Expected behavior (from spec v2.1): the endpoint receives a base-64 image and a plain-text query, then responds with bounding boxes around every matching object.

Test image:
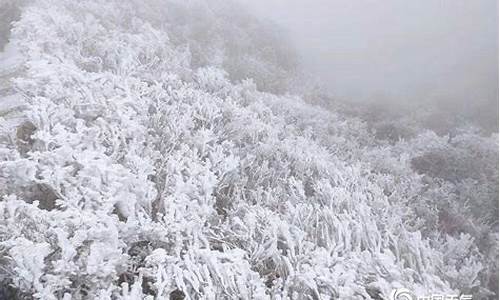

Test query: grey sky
[240,0,498,111]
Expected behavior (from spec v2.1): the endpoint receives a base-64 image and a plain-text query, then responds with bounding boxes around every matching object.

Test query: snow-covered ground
[0,1,497,300]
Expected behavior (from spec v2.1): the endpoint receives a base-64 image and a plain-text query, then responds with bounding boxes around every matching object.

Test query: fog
[0,1,498,298]
[240,0,498,129]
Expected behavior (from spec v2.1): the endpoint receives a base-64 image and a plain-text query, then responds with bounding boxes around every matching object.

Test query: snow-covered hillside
[0,1,497,299]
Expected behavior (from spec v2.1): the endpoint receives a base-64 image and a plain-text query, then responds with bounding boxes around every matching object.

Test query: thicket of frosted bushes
[0,0,497,299]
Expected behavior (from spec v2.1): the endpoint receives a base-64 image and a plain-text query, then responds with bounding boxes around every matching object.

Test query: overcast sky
[240,0,498,111]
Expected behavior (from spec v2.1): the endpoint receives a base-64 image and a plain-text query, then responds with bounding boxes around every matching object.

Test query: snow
[0,0,497,299]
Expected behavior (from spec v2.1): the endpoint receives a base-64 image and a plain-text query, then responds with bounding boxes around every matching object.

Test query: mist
[0,0,498,298]
[240,0,499,130]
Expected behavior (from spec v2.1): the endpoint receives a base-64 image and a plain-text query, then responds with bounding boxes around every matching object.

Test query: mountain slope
[0,1,497,299]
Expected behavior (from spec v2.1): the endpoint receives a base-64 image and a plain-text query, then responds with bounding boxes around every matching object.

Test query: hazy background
[239,0,498,130]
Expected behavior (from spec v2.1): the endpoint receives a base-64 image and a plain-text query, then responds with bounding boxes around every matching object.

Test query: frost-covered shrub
[0,0,497,299]
[129,0,298,93]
